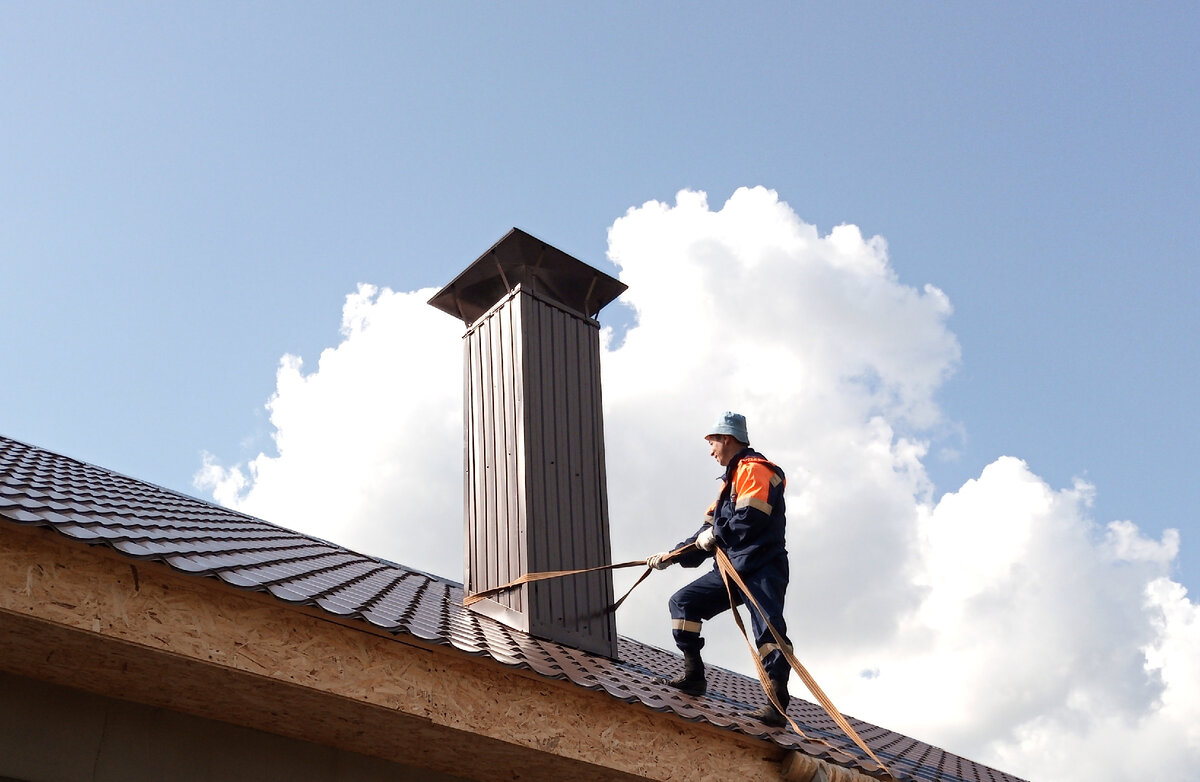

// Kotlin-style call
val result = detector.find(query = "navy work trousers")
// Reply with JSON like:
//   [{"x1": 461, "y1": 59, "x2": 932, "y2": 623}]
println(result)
[{"x1": 668, "y1": 561, "x2": 792, "y2": 683}]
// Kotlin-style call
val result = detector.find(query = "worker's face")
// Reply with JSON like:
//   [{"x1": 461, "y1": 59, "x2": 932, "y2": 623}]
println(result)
[{"x1": 706, "y1": 435, "x2": 740, "y2": 467}]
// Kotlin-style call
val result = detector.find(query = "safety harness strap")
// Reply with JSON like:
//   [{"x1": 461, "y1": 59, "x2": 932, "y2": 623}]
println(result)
[
  {"x1": 462, "y1": 559, "x2": 642, "y2": 607},
  {"x1": 715, "y1": 547, "x2": 890, "y2": 775},
  {"x1": 461, "y1": 543, "x2": 697, "y2": 610}
]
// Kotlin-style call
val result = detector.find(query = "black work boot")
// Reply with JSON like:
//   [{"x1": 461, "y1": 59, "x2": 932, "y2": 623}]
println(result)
[
  {"x1": 659, "y1": 651, "x2": 707, "y2": 696},
  {"x1": 746, "y1": 678, "x2": 790, "y2": 727}
]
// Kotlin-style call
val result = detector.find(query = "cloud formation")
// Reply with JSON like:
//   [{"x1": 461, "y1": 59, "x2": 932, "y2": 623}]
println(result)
[
  {"x1": 197, "y1": 188, "x2": 1199, "y2": 782},
  {"x1": 196, "y1": 283, "x2": 465, "y2": 577}
]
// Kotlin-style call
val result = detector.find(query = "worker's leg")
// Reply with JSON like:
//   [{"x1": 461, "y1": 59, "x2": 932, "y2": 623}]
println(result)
[
  {"x1": 743, "y1": 561, "x2": 792, "y2": 726},
  {"x1": 661, "y1": 569, "x2": 731, "y2": 695},
  {"x1": 746, "y1": 564, "x2": 792, "y2": 684},
  {"x1": 668, "y1": 568, "x2": 733, "y2": 655}
]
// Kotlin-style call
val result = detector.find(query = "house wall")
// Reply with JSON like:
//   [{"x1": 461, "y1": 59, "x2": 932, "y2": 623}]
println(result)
[{"x1": 0, "y1": 671, "x2": 468, "y2": 782}]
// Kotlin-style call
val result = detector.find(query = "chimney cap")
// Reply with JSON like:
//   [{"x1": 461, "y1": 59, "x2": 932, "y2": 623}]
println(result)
[{"x1": 429, "y1": 228, "x2": 628, "y2": 325}]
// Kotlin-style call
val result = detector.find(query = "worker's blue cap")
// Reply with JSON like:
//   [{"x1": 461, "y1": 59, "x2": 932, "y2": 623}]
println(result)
[{"x1": 707, "y1": 411, "x2": 749, "y2": 444}]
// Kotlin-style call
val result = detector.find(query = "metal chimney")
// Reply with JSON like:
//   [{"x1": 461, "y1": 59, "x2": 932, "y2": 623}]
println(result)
[{"x1": 429, "y1": 228, "x2": 627, "y2": 657}]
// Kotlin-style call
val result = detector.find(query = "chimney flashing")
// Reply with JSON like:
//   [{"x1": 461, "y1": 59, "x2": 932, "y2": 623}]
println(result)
[{"x1": 428, "y1": 228, "x2": 627, "y2": 325}]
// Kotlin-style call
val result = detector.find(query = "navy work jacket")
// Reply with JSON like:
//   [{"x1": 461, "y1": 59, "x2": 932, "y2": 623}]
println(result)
[{"x1": 674, "y1": 447, "x2": 788, "y2": 576}]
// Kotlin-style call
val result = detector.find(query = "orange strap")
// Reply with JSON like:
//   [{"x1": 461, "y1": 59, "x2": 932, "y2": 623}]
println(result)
[
  {"x1": 461, "y1": 543, "x2": 696, "y2": 610},
  {"x1": 715, "y1": 547, "x2": 891, "y2": 775}
]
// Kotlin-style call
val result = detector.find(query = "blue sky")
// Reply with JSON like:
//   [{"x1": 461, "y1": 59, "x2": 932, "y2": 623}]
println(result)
[
  {"x1": 3, "y1": 6, "x2": 1199, "y2": 778},
  {"x1": 5, "y1": 3, "x2": 1196, "y2": 584}
]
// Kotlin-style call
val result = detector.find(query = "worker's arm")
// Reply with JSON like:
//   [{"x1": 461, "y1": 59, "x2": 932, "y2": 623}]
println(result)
[
  {"x1": 666, "y1": 519, "x2": 716, "y2": 568},
  {"x1": 648, "y1": 509, "x2": 717, "y2": 569}
]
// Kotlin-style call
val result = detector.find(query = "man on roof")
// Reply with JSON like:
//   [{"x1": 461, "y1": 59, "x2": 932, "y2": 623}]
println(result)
[{"x1": 647, "y1": 411, "x2": 793, "y2": 727}]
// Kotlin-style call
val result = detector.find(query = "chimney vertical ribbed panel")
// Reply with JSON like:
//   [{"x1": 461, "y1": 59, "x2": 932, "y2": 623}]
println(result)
[{"x1": 462, "y1": 288, "x2": 617, "y2": 656}]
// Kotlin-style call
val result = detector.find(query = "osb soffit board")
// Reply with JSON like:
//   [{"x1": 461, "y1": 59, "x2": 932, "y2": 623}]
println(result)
[
  {"x1": 0, "y1": 435, "x2": 1026, "y2": 782},
  {"x1": 2, "y1": 537, "x2": 760, "y2": 782}
]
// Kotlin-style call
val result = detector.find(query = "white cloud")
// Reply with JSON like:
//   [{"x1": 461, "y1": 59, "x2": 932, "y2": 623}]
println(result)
[
  {"x1": 195, "y1": 283, "x2": 464, "y2": 577},
  {"x1": 827, "y1": 457, "x2": 1191, "y2": 777},
  {"x1": 196, "y1": 188, "x2": 1200, "y2": 782},
  {"x1": 984, "y1": 573, "x2": 1200, "y2": 781}
]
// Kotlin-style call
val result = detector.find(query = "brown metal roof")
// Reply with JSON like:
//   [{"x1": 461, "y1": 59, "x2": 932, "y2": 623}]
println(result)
[{"x1": 0, "y1": 434, "x2": 1026, "y2": 782}]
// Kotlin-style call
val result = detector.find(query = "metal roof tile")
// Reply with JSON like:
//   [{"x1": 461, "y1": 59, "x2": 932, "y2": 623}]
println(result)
[
  {"x1": 266, "y1": 583, "x2": 314, "y2": 602},
  {"x1": 164, "y1": 544, "x2": 335, "y2": 574},
  {"x1": 277, "y1": 560, "x2": 383, "y2": 600},
  {"x1": 216, "y1": 569, "x2": 271, "y2": 589},
  {"x1": 323, "y1": 570, "x2": 408, "y2": 613},
  {"x1": 54, "y1": 523, "x2": 107, "y2": 540},
  {"x1": 219, "y1": 552, "x2": 359, "y2": 583},
  {"x1": 358, "y1": 608, "x2": 404, "y2": 632},
  {"x1": 112, "y1": 539, "x2": 155, "y2": 557}
]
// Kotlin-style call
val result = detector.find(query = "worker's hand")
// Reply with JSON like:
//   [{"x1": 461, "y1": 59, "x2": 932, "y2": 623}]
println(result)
[
  {"x1": 696, "y1": 527, "x2": 717, "y2": 552},
  {"x1": 647, "y1": 552, "x2": 673, "y2": 570}
]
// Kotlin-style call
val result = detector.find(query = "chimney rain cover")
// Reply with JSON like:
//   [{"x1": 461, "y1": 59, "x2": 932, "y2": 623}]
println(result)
[{"x1": 428, "y1": 228, "x2": 627, "y2": 325}]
